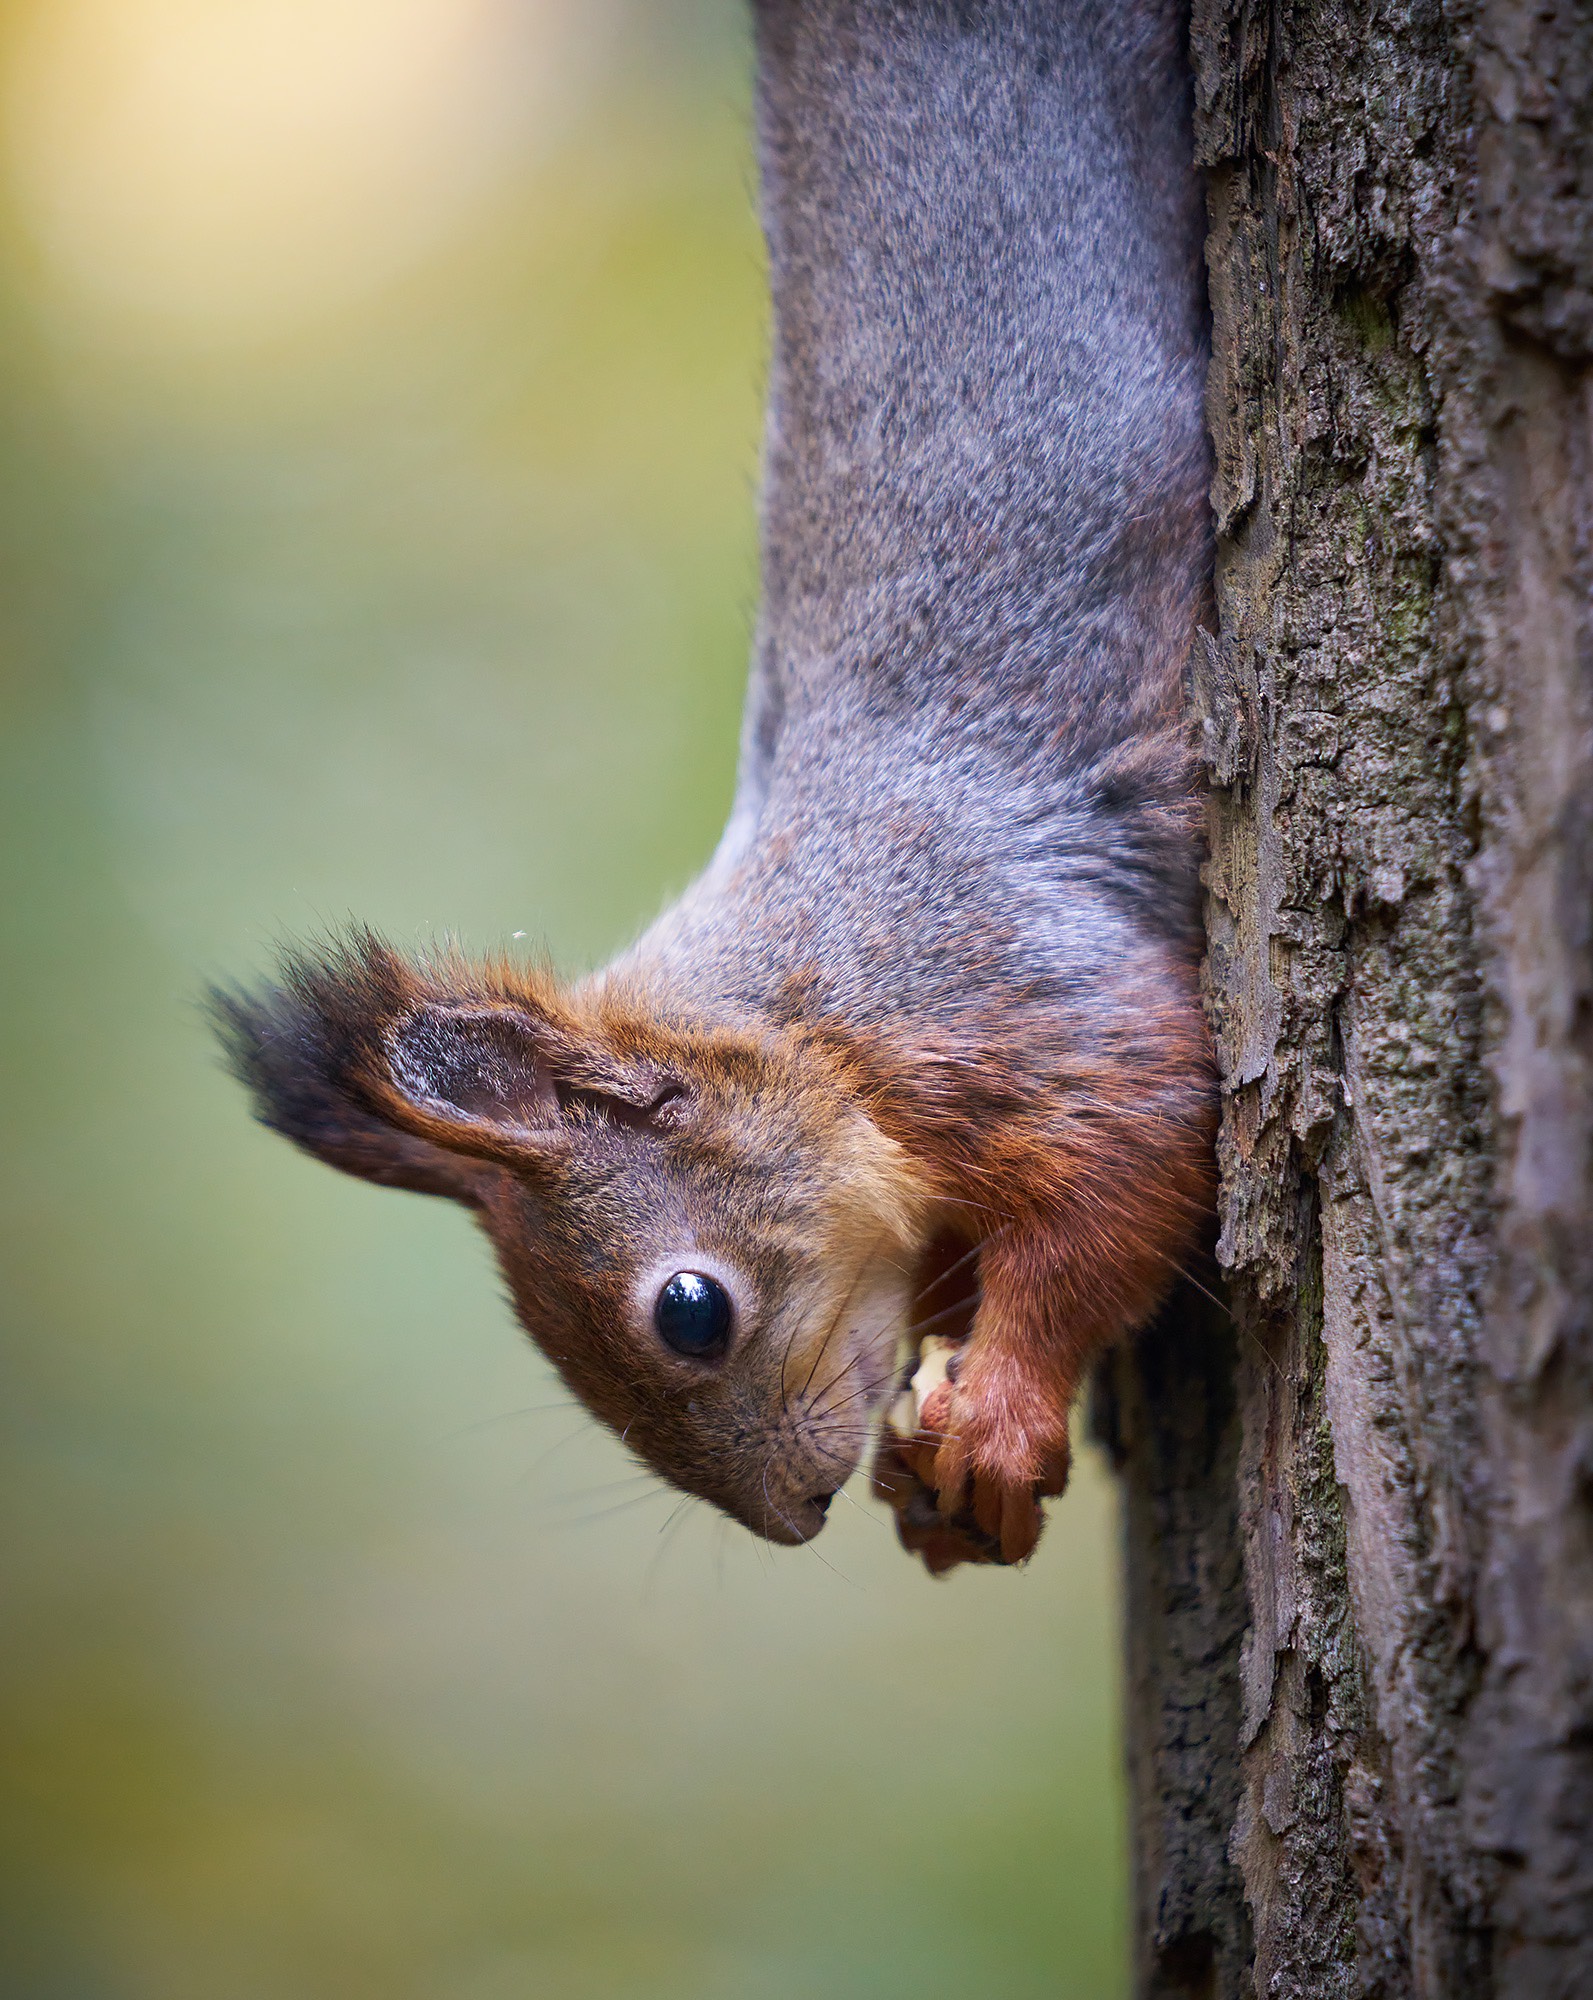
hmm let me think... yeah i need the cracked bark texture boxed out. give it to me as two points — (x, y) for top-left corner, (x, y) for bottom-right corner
(1096, 1290), (1254, 1998)
(1113, 4), (1593, 1995)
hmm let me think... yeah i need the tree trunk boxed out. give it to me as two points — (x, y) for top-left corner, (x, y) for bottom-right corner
(1110, 4), (1593, 1995)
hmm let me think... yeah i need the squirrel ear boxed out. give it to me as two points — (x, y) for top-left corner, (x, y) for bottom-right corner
(385, 1004), (690, 1151)
(383, 1005), (561, 1151)
(211, 930), (574, 1201)
(211, 930), (666, 1198)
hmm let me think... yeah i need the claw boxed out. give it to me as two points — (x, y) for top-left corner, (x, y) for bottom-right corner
(931, 1432), (969, 1516)
(999, 1482), (1043, 1564)
(872, 1326), (1066, 1574)
(872, 1425), (1044, 1573)
(971, 1471), (1004, 1541)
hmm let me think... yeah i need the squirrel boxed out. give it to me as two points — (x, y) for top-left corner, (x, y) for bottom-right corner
(213, 0), (1214, 1575)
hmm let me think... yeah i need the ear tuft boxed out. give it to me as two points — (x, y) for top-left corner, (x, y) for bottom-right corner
(207, 929), (483, 1201)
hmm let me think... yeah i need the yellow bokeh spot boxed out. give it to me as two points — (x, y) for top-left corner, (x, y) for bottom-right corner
(2, 0), (590, 344)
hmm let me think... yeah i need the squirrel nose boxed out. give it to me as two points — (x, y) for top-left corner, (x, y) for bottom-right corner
(807, 1490), (837, 1516)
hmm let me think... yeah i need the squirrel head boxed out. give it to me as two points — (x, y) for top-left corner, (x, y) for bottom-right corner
(212, 931), (930, 1544)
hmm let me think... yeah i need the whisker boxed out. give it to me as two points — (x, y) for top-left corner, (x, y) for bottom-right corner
(778, 1319), (801, 1418)
(545, 1472), (661, 1508)
(834, 1482), (887, 1528)
(807, 1429), (863, 1474)
(798, 1230), (892, 1405)
(911, 1235), (988, 1309)
(812, 1412), (961, 1449)
(945, 1198), (1015, 1222)
(1137, 1244), (1233, 1323)
(445, 1400), (578, 1440)
(514, 1421), (592, 1487)
(797, 1339), (828, 1403)
(762, 1461), (861, 1590)
(1130, 1244), (1285, 1386)
(821, 1368), (900, 1419)
(644, 1494), (699, 1598)
(906, 1290), (982, 1340)
(810, 1344), (867, 1408)
(553, 1488), (671, 1529)
(809, 1348), (902, 1416)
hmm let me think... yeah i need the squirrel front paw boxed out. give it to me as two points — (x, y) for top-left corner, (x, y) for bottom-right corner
(872, 1339), (1071, 1571)
(930, 1353), (1072, 1564)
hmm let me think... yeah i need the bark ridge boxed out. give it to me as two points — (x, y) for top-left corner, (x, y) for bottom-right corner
(1113, 6), (1593, 1995)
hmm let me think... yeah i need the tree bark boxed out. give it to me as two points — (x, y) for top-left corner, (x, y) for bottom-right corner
(1112, 5), (1593, 1995)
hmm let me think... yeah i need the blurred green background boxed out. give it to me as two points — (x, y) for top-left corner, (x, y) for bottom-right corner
(0, 3), (1127, 1995)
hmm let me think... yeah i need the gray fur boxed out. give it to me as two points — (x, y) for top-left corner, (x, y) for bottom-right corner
(617, 0), (1210, 1063)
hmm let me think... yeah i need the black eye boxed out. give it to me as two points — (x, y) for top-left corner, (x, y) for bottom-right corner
(653, 1271), (733, 1359)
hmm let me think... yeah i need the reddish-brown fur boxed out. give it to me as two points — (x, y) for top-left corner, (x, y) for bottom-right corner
(811, 975), (1215, 1563)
